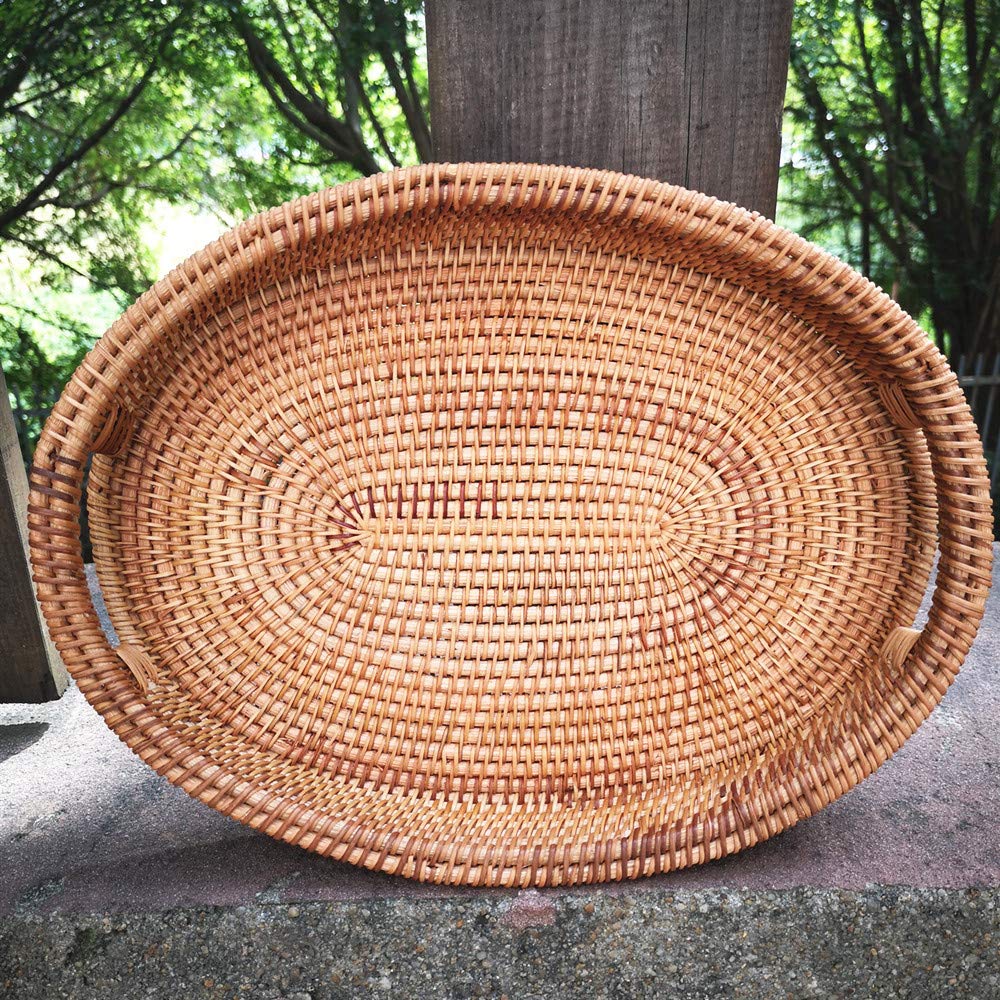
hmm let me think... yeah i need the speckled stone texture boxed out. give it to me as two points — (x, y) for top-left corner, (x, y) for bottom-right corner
(1, 554), (997, 998)
(1, 891), (998, 999)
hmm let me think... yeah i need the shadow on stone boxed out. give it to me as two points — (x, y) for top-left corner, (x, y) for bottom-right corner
(0, 722), (49, 766)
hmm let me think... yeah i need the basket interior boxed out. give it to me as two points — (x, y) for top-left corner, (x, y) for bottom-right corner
(82, 200), (938, 880)
(29, 166), (993, 886)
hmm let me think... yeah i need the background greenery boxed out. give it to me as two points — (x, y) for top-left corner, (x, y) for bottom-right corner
(3, 0), (998, 469)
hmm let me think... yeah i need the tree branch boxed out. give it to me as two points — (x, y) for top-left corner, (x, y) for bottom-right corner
(4, 234), (133, 298)
(232, 6), (380, 175)
(0, 61), (159, 236)
(790, 45), (914, 268)
(366, 0), (431, 161)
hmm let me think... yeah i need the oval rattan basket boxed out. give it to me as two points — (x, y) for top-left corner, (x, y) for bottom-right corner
(29, 163), (993, 886)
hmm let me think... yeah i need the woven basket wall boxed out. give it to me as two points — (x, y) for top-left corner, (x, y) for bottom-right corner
(29, 163), (992, 886)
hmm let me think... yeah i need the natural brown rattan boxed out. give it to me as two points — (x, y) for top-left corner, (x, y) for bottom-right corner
(29, 163), (993, 887)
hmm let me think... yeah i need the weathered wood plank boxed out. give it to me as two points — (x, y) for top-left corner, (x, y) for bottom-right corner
(1, 366), (66, 703)
(426, 0), (793, 217)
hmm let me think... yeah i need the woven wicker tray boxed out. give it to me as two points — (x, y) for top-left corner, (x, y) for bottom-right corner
(29, 164), (992, 886)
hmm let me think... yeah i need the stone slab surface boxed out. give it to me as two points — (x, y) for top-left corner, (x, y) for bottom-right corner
(1, 553), (998, 997)
(2, 889), (998, 999)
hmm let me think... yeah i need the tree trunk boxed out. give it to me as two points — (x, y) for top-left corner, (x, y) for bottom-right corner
(426, 0), (794, 218)
(0, 366), (67, 702)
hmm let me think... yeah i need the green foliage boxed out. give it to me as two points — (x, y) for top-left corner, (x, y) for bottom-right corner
(225, 0), (430, 177)
(784, 0), (1000, 357)
(1, 0), (430, 276)
(6, 0), (996, 478)
(0, 306), (93, 463)
(1, 0), (429, 468)
(3, 1), (196, 297)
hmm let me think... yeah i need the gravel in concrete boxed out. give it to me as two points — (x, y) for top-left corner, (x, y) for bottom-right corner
(2, 889), (998, 999)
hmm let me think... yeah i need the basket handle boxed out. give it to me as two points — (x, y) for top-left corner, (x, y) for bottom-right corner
(874, 373), (992, 686)
(878, 626), (921, 672)
(877, 382), (921, 431)
(29, 392), (153, 703)
(115, 642), (156, 694)
(93, 402), (155, 693)
(876, 383), (927, 675)
(90, 400), (135, 456)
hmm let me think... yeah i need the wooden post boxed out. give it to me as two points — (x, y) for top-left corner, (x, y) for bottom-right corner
(1, 366), (67, 702)
(426, 0), (794, 218)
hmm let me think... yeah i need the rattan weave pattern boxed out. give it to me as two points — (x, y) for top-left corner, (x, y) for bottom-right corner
(29, 163), (992, 886)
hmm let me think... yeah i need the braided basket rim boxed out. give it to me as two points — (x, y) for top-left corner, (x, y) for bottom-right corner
(28, 162), (993, 886)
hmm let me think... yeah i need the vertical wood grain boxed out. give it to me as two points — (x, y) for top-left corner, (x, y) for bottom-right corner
(426, 0), (793, 217)
(1, 367), (66, 702)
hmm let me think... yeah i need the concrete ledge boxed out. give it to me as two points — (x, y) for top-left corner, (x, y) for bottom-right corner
(2, 889), (998, 999)
(1, 553), (998, 997)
